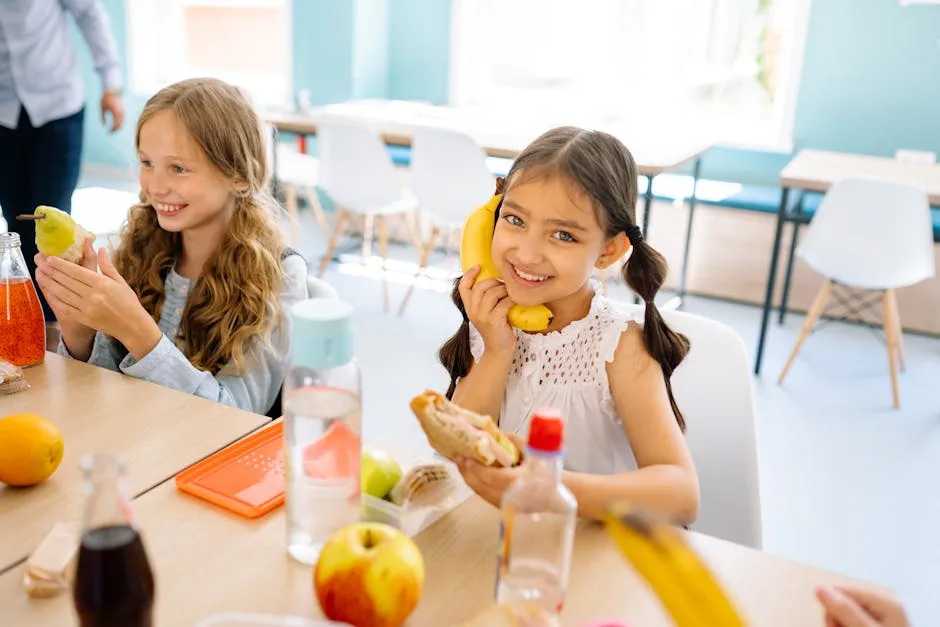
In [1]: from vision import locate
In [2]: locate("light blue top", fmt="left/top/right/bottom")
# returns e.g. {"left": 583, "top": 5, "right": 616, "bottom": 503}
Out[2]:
{"left": 59, "top": 254, "right": 310, "bottom": 415}
{"left": 0, "top": 0, "right": 122, "bottom": 129}
{"left": 289, "top": 298, "right": 355, "bottom": 370}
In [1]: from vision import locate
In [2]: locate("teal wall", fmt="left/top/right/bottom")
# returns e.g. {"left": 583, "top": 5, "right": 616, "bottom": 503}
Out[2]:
{"left": 77, "top": 0, "right": 940, "bottom": 186}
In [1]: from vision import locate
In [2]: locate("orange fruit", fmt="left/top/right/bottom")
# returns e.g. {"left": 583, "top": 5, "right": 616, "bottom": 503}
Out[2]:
{"left": 0, "top": 413, "right": 64, "bottom": 487}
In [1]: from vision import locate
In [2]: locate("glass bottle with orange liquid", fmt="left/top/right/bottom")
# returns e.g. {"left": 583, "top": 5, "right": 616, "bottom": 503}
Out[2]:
{"left": 0, "top": 232, "right": 46, "bottom": 367}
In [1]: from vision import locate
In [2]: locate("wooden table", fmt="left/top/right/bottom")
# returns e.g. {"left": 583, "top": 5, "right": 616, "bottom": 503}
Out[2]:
{"left": 266, "top": 99, "right": 714, "bottom": 302}
{"left": 0, "top": 353, "right": 268, "bottom": 571}
{"left": 753, "top": 149, "right": 940, "bottom": 375}
{"left": 0, "top": 478, "right": 877, "bottom": 626}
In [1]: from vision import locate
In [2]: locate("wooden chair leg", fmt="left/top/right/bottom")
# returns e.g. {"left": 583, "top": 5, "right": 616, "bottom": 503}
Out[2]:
{"left": 402, "top": 210, "right": 424, "bottom": 252}
{"left": 318, "top": 209, "right": 348, "bottom": 278}
{"left": 398, "top": 226, "right": 440, "bottom": 316}
{"left": 887, "top": 289, "right": 906, "bottom": 372}
{"left": 283, "top": 184, "right": 300, "bottom": 246}
{"left": 302, "top": 186, "right": 331, "bottom": 240}
{"left": 882, "top": 289, "right": 901, "bottom": 409}
{"left": 377, "top": 216, "right": 390, "bottom": 312}
{"left": 778, "top": 280, "right": 832, "bottom": 385}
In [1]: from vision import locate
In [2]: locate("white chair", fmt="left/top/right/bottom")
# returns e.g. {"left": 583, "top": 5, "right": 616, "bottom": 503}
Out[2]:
{"left": 316, "top": 119, "right": 419, "bottom": 311}
{"left": 306, "top": 275, "right": 338, "bottom": 300}
{"left": 398, "top": 126, "right": 495, "bottom": 315}
{"left": 663, "top": 307, "right": 762, "bottom": 549}
{"left": 264, "top": 124, "right": 327, "bottom": 245}
{"left": 778, "top": 177, "right": 935, "bottom": 408}
{"left": 616, "top": 304, "right": 762, "bottom": 547}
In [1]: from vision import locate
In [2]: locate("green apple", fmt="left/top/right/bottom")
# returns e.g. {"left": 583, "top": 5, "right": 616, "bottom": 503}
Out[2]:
{"left": 361, "top": 449, "right": 402, "bottom": 500}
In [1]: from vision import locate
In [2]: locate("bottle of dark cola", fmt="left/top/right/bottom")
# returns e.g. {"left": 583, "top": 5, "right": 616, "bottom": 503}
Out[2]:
{"left": 73, "top": 453, "right": 155, "bottom": 627}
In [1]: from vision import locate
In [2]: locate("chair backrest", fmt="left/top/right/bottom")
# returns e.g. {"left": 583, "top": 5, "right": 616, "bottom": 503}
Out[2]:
{"left": 619, "top": 304, "right": 763, "bottom": 548}
{"left": 411, "top": 126, "right": 496, "bottom": 227}
{"left": 306, "top": 275, "right": 339, "bottom": 300}
{"left": 797, "top": 177, "right": 935, "bottom": 290}
{"left": 895, "top": 149, "right": 936, "bottom": 166}
{"left": 316, "top": 119, "right": 403, "bottom": 212}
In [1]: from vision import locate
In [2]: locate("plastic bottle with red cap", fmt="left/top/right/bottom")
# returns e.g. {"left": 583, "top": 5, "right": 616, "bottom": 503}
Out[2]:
{"left": 495, "top": 408, "right": 578, "bottom": 617}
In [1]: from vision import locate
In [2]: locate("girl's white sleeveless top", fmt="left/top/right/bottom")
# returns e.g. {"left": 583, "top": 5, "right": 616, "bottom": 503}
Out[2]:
{"left": 469, "top": 290, "right": 642, "bottom": 475}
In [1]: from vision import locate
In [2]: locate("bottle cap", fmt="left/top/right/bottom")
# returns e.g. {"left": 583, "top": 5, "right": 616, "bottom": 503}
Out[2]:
{"left": 288, "top": 298, "right": 355, "bottom": 370}
{"left": 527, "top": 407, "right": 564, "bottom": 454}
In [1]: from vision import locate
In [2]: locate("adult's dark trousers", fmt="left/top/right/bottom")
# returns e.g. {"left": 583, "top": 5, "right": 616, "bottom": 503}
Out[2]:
{"left": 0, "top": 105, "right": 85, "bottom": 322}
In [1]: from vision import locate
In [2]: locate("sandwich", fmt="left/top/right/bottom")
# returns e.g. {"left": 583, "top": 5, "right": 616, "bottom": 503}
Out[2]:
{"left": 408, "top": 390, "right": 521, "bottom": 468}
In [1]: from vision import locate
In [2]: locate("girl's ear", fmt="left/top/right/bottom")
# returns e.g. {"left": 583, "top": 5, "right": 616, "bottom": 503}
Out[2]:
{"left": 596, "top": 232, "right": 630, "bottom": 269}
{"left": 232, "top": 177, "right": 250, "bottom": 196}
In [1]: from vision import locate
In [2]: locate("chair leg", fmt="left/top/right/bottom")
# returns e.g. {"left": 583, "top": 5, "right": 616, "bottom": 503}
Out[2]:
{"left": 887, "top": 289, "right": 906, "bottom": 373}
{"left": 283, "top": 184, "right": 300, "bottom": 246}
{"left": 302, "top": 186, "right": 331, "bottom": 240}
{"left": 377, "top": 216, "right": 390, "bottom": 312}
{"left": 362, "top": 214, "right": 375, "bottom": 260}
{"left": 318, "top": 209, "right": 348, "bottom": 278}
{"left": 778, "top": 280, "right": 832, "bottom": 385}
{"left": 882, "top": 289, "right": 901, "bottom": 409}
{"left": 402, "top": 210, "right": 424, "bottom": 252}
{"left": 398, "top": 226, "right": 440, "bottom": 316}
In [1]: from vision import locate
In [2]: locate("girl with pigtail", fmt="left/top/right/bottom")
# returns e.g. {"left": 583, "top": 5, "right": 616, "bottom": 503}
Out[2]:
{"left": 438, "top": 126, "right": 699, "bottom": 524}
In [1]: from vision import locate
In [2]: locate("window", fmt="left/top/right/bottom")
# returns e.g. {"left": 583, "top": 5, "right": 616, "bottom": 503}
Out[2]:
{"left": 449, "top": 0, "right": 812, "bottom": 149}
{"left": 127, "top": 0, "right": 292, "bottom": 108}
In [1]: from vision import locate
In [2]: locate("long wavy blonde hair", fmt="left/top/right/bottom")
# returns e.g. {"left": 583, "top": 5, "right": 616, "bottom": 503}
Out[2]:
{"left": 113, "top": 77, "right": 287, "bottom": 375}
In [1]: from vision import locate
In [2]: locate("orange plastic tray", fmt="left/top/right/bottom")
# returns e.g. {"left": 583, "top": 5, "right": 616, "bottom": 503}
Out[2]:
{"left": 175, "top": 422, "right": 287, "bottom": 519}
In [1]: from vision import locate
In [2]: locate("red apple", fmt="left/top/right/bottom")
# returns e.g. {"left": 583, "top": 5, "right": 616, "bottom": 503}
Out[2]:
{"left": 314, "top": 522, "right": 424, "bottom": 627}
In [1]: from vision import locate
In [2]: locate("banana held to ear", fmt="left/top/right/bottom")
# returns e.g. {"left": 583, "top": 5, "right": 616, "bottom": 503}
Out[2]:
{"left": 604, "top": 504, "right": 747, "bottom": 627}
{"left": 460, "top": 194, "right": 553, "bottom": 332}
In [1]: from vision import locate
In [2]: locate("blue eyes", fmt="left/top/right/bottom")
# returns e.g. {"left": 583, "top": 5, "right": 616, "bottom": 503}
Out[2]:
{"left": 502, "top": 214, "right": 576, "bottom": 243}
{"left": 171, "top": 165, "right": 187, "bottom": 174}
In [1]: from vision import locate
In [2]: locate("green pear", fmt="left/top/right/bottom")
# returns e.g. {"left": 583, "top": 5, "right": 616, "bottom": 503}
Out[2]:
{"left": 361, "top": 449, "right": 402, "bottom": 500}
{"left": 34, "top": 205, "right": 93, "bottom": 263}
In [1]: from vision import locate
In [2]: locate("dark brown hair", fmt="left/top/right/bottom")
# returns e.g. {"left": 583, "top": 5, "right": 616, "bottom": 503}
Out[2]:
{"left": 438, "top": 126, "right": 690, "bottom": 430}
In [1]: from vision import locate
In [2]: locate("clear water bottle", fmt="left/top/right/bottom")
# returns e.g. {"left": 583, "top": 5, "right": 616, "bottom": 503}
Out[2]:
{"left": 495, "top": 408, "right": 577, "bottom": 615}
{"left": 283, "top": 298, "right": 362, "bottom": 565}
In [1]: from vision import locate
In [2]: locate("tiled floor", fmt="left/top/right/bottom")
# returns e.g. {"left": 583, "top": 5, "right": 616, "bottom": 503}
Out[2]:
{"left": 76, "top": 176, "right": 940, "bottom": 624}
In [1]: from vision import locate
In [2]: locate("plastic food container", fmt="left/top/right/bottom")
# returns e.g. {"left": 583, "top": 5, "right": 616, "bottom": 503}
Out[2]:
{"left": 360, "top": 451, "right": 472, "bottom": 537}
{"left": 195, "top": 613, "right": 348, "bottom": 626}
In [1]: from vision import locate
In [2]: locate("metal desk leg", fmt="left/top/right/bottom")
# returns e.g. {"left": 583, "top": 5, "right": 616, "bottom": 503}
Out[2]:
{"left": 677, "top": 157, "right": 702, "bottom": 302}
{"left": 754, "top": 186, "right": 790, "bottom": 375}
{"left": 635, "top": 174, "right": 656, "bottom": 304}
{"left": 778, "top": 192, "right": 804, "bottom": 325}
{"left": 270, "top": 126, "right": 281, "bottom": 198}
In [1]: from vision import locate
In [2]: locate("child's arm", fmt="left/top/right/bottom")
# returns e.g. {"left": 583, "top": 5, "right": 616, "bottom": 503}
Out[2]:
{"left": 449, "top": 267, "right": 515, "bottom": 422}
{"left": 564, "top": 324, "right": 700, "bottom": 524}
{"left": 114, "top": 256, "right": 309, "bottom": 414}
{"left": 451, "top": 348, "right": 513, "bottom": 426}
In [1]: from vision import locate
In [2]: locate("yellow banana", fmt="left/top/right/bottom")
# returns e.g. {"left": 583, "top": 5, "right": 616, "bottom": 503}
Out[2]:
{"left": 604, "top": 504, "right": 747, "bottom": 627}
{"left": 460, "top": 194, "right": 553, "bottom": 332}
